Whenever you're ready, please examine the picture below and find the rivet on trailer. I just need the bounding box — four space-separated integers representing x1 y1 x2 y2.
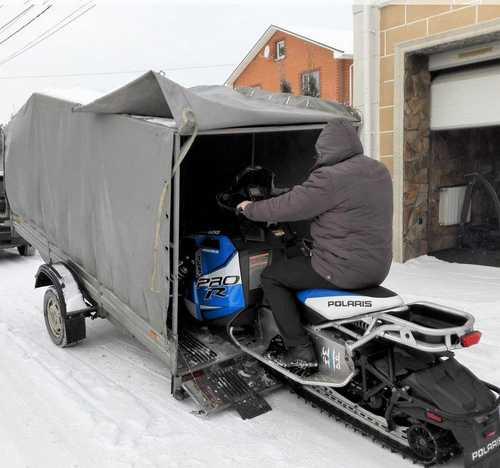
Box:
4 71 500 468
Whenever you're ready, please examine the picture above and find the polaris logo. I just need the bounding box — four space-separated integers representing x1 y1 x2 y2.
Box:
328 300 373 308
472 437 500 461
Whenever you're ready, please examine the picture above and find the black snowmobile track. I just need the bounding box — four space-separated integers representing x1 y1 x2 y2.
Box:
286 379 458 467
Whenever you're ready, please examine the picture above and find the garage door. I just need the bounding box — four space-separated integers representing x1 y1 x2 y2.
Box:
431 63 500 131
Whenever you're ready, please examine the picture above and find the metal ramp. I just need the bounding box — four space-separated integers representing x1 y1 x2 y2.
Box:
179 330 218 368
181 358 279 419
178 328 244 375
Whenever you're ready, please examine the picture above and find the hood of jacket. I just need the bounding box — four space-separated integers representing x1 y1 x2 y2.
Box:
313 118 364 169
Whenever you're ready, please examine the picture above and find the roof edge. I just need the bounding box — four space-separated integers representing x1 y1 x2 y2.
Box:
225 24 345 86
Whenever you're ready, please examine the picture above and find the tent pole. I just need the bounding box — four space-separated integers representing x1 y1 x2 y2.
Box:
171 134 181 378
170 126 198 396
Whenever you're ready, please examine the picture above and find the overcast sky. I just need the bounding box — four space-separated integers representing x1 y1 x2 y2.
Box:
0 0 353 123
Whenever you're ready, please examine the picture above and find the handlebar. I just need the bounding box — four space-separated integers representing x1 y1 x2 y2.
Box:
215 166 306 253
216 167 290 214
216 192 244 214
216 189 290 215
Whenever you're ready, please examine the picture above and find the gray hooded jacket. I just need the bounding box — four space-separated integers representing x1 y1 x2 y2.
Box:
244 119 393 290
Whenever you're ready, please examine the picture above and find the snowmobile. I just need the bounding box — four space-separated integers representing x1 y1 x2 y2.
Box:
181 167 500 468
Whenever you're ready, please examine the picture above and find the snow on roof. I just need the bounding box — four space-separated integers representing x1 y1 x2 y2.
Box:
225 25 353 86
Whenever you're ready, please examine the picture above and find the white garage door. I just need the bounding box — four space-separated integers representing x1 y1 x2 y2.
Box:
430 63 500 131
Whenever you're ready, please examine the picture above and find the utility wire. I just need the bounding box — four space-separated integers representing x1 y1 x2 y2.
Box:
0 2 95 66
0 4 52 47
0 64 236 80
0 70 146 79
0 3 34 35
1 1 93 60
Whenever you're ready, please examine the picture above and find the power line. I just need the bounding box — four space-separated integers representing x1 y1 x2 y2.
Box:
0 3 35 35
0 4 52 47
1 1 94 61
0 2 95 66
0 64 236 80
0 70 146 79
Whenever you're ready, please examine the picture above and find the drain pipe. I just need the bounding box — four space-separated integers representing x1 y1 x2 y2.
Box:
354 3 379 159
363 3 374 159
349 63 354 107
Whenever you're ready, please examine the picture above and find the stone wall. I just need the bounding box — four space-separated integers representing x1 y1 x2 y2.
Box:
403 54 431 260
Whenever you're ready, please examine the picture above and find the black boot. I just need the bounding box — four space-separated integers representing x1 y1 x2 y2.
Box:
264 337 318 369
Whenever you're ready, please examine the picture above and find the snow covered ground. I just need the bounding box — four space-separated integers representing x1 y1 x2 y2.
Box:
0 250 499 468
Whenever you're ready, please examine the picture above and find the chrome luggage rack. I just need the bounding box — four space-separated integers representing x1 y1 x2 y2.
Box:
315 301 476 354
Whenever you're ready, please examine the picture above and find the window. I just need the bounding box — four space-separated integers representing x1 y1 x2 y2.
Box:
276 40 286 60
301 70 320 97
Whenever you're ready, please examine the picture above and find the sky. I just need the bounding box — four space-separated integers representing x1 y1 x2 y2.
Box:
0 0 354 123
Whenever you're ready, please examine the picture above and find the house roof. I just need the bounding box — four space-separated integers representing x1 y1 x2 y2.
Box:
225 25 347 86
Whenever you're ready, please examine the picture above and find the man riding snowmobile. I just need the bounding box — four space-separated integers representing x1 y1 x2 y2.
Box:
238 119 393 369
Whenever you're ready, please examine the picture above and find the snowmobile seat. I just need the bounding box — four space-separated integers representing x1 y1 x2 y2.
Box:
296 286 405 321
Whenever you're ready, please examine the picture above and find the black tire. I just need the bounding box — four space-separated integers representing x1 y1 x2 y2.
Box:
18 244 35 256
43 287 86 347
173 387 189 401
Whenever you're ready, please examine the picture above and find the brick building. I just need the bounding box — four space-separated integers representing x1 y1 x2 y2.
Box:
354 2 500 267
226 25 353 105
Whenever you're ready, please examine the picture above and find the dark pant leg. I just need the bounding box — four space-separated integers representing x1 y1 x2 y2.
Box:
260 256 334 347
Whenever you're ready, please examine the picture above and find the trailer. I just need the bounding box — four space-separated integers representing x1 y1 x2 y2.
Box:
4 71 358 416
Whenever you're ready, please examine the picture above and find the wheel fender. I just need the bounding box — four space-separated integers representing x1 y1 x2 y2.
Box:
35 263 89 315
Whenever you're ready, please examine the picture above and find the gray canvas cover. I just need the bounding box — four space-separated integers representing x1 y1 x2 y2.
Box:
76 71 359 133
5 73 359 341
5 93 172 334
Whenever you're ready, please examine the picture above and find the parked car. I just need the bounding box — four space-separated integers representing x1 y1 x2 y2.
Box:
0 128 35 256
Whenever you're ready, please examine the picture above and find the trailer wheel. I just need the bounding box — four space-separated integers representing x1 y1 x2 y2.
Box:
43 287 86 347
18 244 35 256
